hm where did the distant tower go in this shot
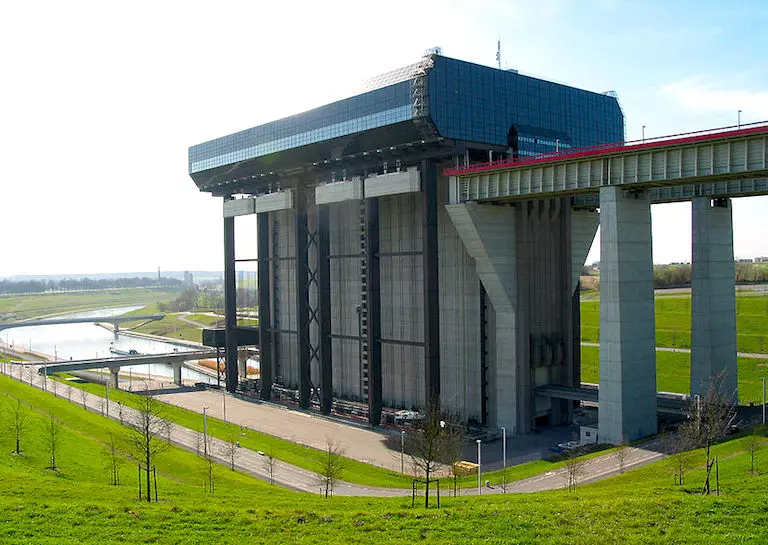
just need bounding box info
[157,267,161,282]
[496,40,501,70]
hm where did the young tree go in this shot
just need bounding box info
[686,372,738,494]
[201,451,215,493]
[614,442,630,474]
[316,438,345,498]
[127,390,170,502]
[666,432,694,485]
[406,401,464,507]
[11,399,28,455]
[80,388,89,410]
[263,447,276,485]
[45,415,63,471]
[564,448,586,493]
[106,433,122,486]
[220,432,240,471]
[744,430,763,474]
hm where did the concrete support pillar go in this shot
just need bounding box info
[110,367,120,389]
[223,212,238,393]
[238,349,248,380]
[446,203,519,432]
[257,212,272,401]
[173,364,182,386]
[598,186,657,444]
[571,210,599,294]
[422,159,441,409]
[691,197,738,398]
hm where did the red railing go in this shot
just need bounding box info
[444,120,768,177]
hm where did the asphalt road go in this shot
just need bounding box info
[1,363,667,497]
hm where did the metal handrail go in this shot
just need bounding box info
[445,120,768,176]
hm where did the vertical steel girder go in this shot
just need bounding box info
[294,185,312,409]
[365,197,382,425]
[422,159,441,408]
[223,215,238,392]
[295,182,322,410]
[317,204,333,414]
[257,212,272,401]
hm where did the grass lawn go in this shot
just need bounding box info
[121,307,202,343]
[1,374,767,544]
[0,288,180,320]
[582,292,768,353]
[581,345,767,405]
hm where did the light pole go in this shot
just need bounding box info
[502,426,507,473]
[476,439,482,495]
[642,125,646,143]
[738,110,742,129]
[105,374,110,418]
[400,430,405,474]
[203,407,209,458]
[762,377,766,425]
[222,388,227,422]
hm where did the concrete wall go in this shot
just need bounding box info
[437,170,482,421]
[329,200,364,398]
[379,192,425,409]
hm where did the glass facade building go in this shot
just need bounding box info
[189,54,623,190]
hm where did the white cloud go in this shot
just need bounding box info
[660,78,768,119]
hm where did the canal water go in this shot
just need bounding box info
[1,307,216,384]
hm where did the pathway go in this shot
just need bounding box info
[0,363,667,497]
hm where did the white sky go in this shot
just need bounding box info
[1,0,767,277]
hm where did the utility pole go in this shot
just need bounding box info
[502,426,506,472]
[400,430,405,474]
[203,407,209,458]
[476,439,482,495]
[762,377,766,425]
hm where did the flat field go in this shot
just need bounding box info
[582,292,768,353]
[580,346,767,404]
[0,288,179,320]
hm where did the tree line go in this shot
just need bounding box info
[653,262,768,289]
[0,276,183,295]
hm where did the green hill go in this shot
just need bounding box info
[1,374,766,544]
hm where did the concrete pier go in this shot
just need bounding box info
[691,197,738,397]
[173,364,182,386]
[110,367,120,389]
[598,186,657,444]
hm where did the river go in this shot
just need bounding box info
[1,306,217,384]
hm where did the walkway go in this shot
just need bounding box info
[0,362,667,497]
[581,341,768,360]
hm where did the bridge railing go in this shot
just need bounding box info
[445,120,768,176]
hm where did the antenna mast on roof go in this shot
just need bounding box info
[496,40,501,70]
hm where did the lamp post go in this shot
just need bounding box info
[738,110,742,129]
[476,439,482,495]
[400,430,405,474]
[502,426,507,472]
[222,388,227,422]
[203,406,209,458]
[762,377,766,425]
[642,125,646,143]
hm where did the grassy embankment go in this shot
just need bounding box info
[119,308,257,344]
[0,288,179,320]
[580,292,768,404]
[51,374,595,489]
[1,374,766,544]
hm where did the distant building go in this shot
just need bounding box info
[754,257,768,263]
[183,271,194,287]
